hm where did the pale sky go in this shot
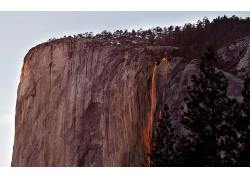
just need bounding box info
[0,1,249,168]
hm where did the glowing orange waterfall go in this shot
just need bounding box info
[142,58,170,166]
[142,62,157,166]
[149,62,157,144]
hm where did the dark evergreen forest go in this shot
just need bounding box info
[47,15,250,60]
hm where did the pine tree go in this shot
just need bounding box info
[236,77,250,166]
[149,104,177,166]
[174,133,202,166]
[242,77,250,120]
[180,46,238,166]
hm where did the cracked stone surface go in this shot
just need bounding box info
[12,37,250,167]
[12,39,155,166]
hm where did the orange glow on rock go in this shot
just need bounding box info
[150,62,157,138]
[20,61,28,82]
[158,109,162,119]
[142,63,157,166]
[141,59,170,166]
[141,113,152,166]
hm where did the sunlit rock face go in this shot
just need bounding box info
[12,39,156,167]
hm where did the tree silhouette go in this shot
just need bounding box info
[149,104,177,166]
[235,77,250,166]
[242,77,250,120]
[180,46,239,166]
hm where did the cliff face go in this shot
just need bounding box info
[12,36,250,167]
[12,40,157,166]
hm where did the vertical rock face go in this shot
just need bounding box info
[12,37,249,167]
[12,40,155,166]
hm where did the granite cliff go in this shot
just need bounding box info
[12,38,171,166]
[12,36,250,166]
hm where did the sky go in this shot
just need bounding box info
[0,1,249,170]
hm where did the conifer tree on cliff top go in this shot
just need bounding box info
[179,46,239,166]
[149,104,177,167]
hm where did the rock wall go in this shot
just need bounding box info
[12,36,250,167]
[12,40,155,166]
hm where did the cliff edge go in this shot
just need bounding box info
[12,39,156,166]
